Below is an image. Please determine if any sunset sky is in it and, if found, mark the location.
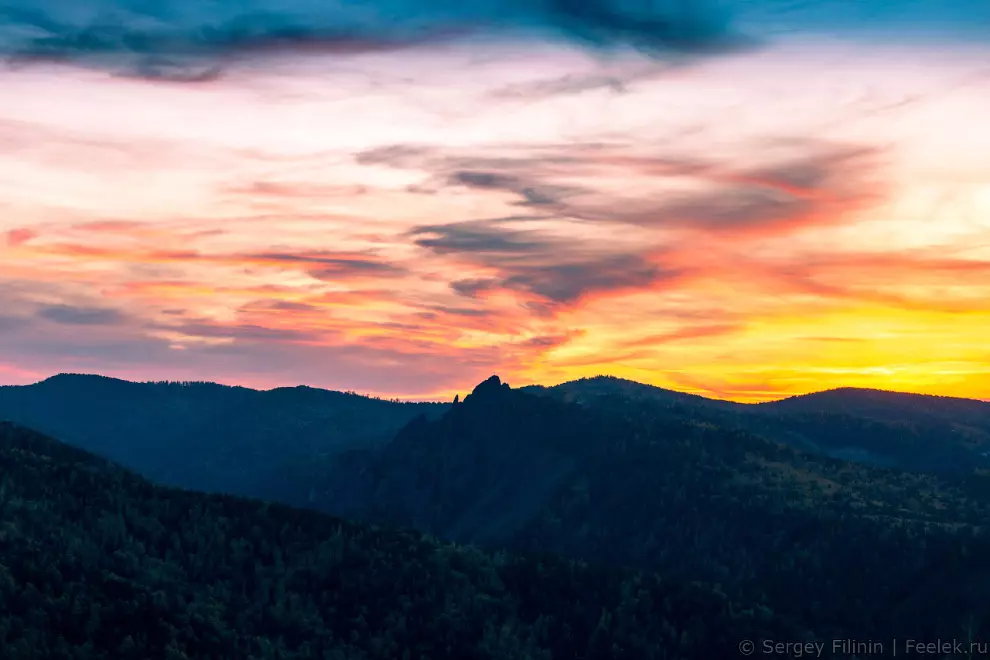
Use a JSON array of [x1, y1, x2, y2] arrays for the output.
[[1, 0, 989, 401]]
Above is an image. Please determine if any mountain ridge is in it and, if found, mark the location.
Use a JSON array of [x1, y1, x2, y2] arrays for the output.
[[5, 374, 990, 649], [0, 372, 449, 497], [7, 371, 989, 407], [308, 376, 990, 643], [4, 372, 990, 492]]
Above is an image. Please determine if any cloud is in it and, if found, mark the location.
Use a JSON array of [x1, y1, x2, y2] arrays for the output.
[[388, 142, 874, 310], [446, 170, 585, 208], [241, 251, 406, 279], [492, 72, 631, 99], [619, 322, 744, 347], [450, 278, 498, 298], [162, 320, 325, 343], [36, 304, 125, 326], [412, 220, 560, 255], [117, 61, 225, 84], [0, 315, 27, 331], [3, 228, 37, 247], [741, 250, 990, 314], [0, 304, 507, 396], [367, 140, 884, 237], [413, 219, 677, 304], [0, 0, 745, 78], [223, 181, 369, 200], [24, 242, 404, 282], [515, 332, 582, 350], [488, 61, 681, 101], [617, 145, 884, 233], [501, 255, 671, 304], [0, 276, 530, 396], [243, 300, 320, 313]]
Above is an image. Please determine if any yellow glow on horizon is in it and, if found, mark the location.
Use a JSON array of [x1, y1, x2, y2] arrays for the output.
[[1, 39, 990, 401]]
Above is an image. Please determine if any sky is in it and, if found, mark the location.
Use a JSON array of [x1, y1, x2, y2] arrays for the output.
[[1, 0, 990, 402]]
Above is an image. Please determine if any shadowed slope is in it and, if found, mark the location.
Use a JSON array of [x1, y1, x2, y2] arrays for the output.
[[327, 376, 990, 643], [0, 373, 447, 496], [532, 376, 990, 474], [0, 421, 798, 659]]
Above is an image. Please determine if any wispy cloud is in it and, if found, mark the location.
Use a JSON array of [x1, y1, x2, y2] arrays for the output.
[[3, 228, 36, 246], [365, 140, 884, 237], [0, 0, 745, 79], [36, 303, 125, 326], [412, 219, 677, 305]]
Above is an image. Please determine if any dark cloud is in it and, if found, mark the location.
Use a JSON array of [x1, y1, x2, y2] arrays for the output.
[[242, 251, 404, 280], [118, 61, 225, 83], [245, 251, 396, 269], [447, 170, 584, 208], [450, 171, 519, 190], [0, 0, 746, 78], [501, 254, 672, 303], [36, 304, 125, 326], [639, 186, 813, 230], [415, 220, 676, 304], [374, 141, 883, 236], [415, 305, 493, 318], [450, 278, 498, 298], [412, 221, 561, 255]]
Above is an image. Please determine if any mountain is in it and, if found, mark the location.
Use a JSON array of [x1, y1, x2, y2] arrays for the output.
[[521, 377, 739, 411], [6, 372, 989, 501], [530, 376, 990, 474], [746, 387, 990, 473], [322, 376, 990, 643], [5, 373, 990, 647], [0, 373, 447, 497], [0, 421, 797, 659]]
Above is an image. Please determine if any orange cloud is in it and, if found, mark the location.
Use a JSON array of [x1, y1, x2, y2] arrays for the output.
[[3, 228, 38, 247], [3, 42, 990, 401]]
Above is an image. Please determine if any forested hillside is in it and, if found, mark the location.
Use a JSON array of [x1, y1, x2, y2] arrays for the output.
[[6, 373, 990, 651], [0, 422, 795, 659], [528, 376, 990, 474], [0, 374, 447, 496], [323, 376, 990, 644]]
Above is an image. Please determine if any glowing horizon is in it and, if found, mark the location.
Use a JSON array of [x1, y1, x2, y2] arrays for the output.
[[2, 0, 990, 403]]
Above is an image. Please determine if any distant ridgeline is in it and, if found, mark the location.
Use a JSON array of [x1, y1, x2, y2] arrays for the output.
[[0, 373, 449, 496], [3, 373, 990, 652]]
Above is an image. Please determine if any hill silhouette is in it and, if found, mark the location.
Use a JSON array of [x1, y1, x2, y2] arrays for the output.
[[528, 376, 990, 474], [0, 373, 447, 498], [4, 372, 990, 496]]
